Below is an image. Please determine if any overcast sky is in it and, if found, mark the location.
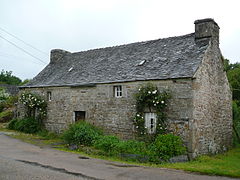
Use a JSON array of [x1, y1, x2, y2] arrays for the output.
[[0, 0, 239, 80]]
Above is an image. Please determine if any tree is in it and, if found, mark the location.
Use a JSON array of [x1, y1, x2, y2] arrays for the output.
[[224, 58, 240, 144], [20, 79, 31, 85], [0, 70, 22, 85]]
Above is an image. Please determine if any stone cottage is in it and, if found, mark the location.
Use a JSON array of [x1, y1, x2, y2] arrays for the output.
[[19, 18, 232, 158]]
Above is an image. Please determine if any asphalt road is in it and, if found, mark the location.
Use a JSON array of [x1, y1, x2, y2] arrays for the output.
[[0, 132, 238, 180]]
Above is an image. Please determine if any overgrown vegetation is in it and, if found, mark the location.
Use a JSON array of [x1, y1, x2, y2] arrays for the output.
[[8, 117, 41, 134], [161, 147, 240, 178], [19, 92, 47, 122], [62, 121, 103, 146], [133, 83, 170, 141], [148, 134, 186, 162], [0, 88, 18, 122], [224, 59, 240, 145], [62, 122, 185, 163]]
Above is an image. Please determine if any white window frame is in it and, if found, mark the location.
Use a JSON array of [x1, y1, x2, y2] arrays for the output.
[[144, 113, 157, 134], [47, 91, 52, 101], [114, 85, 122, 98]]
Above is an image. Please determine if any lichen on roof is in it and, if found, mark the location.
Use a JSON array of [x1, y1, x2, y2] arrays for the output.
[[23, 33, 210, 88]]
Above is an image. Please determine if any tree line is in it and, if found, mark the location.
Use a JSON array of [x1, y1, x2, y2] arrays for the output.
[[224, 59, 240, 144], [0, 70, 30, 85]]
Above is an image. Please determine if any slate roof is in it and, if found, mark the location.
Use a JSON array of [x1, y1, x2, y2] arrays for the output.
[[0, 84, 19, 95], [23, 33, 210, 88]]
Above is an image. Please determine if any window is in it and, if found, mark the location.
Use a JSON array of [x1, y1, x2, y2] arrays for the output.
[[47, 91, 52, 101], [114, 85, 122, 97], [144, 113, 157, 134], [74, 111, 86, 122]]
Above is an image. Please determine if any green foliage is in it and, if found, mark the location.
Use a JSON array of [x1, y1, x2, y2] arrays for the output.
[[0, 95, 18, 113], [62, 121, 103, 146], [0, 110, 13, 123], [135, 83, 170, 113], [37, 129, 60, 140], [162, 147, 240, 178], [7, 118, 18, 130], [115, 140, 146, 155], [0, 88, 9, 103], [93, 133, 185, 162], [224, 58, 240, 145], [233, 101, 240, 144], [19, 92, 47, 120], [0, 70, 22, 85], [20, 79, 31, 85], [93, 135, 120, 155], [227, 68, 240, 101], [148, 134, 186, 162], [7, 117, 41, 134], [133, 83, 170, 139], [93, 136, 147, 159]]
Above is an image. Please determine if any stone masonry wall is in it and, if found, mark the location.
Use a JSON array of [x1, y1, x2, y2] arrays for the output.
[[191, 41, 232, 158], [19, 79, 193, 147]]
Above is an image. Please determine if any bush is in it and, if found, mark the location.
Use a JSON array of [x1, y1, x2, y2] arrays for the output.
[[13, 117, 41, 134], [0, 110, 13, 122], [115, 140, 146, 155], [62, 121, 102, 146], [93, 135, 120, 155], [37, 129, 59, 140], [7, 118, 19, 130], [233, 101, 240, 145], [148, 134, 186, 162]]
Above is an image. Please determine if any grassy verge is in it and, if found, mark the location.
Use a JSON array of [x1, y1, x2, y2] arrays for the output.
[[9, 132, 64, 148], [1, 123, 239, 178], [160, 147, 240, 178]]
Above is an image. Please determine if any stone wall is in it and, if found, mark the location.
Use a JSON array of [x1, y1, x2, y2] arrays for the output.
[[19, 79, 193, 144], [191, 41, 232, 158]]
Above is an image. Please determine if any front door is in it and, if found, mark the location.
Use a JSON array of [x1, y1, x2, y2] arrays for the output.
[[144, 113, 157, 134]]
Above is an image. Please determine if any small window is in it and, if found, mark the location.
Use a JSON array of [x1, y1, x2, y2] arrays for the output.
[[47, 91, 52, 101], [74, 111, 86, 122], [144, 113, 157, 134], [114, 85, 122, 97]]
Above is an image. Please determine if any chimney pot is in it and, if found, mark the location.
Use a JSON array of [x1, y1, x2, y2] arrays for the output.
[[50, 49, 70, 63], [194, 18, 219, 44]]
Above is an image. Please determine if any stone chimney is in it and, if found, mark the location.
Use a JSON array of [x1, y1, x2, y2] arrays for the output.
[[194, 18, 219, 44], [50, 49, 70, 63]]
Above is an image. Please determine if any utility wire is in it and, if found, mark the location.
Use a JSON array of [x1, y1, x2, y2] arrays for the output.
[[0, 53, 43, 66], [0, 27, 48, 56], [0, 35, 47, 65]]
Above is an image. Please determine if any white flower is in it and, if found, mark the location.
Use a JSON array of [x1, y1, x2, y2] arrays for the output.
[[138, 88, 141, 91], [145, 126, 147, 128], [137, 114, 140, 117], [152, 90, 157, 94], [136, 126, 138, 128], [153, 100, 155, 103], [161, 100, 164, 104], [156, 101, 159, 104], [148, 91, 151, 94], [154, 104, 156, 106]]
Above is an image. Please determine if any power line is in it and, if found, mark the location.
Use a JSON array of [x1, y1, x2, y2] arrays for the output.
[[0, 27, 48, 56], [0, 53, 43, 66], [0, 35, 47, 65]]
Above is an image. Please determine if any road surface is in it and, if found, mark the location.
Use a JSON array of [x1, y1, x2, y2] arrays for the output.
[[0, 132, 237, 180]]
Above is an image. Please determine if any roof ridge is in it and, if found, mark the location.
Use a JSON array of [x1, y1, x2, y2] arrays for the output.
[[71, 33, 195, 55]]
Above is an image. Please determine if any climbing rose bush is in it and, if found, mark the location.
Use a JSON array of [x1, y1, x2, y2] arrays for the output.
[[20, 92, 47, 118]]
